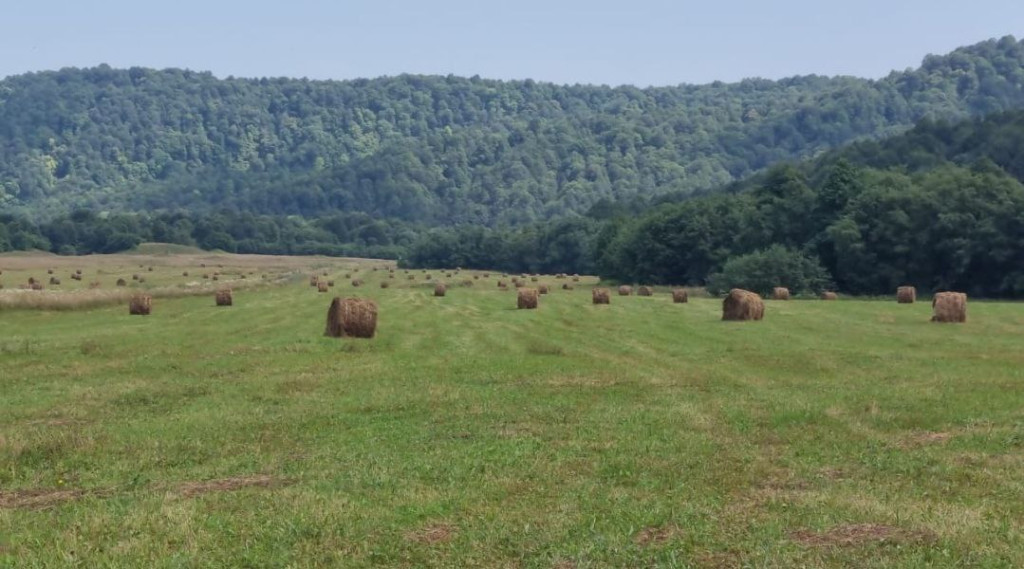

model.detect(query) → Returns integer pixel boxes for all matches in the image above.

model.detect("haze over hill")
[2,36,1023,225]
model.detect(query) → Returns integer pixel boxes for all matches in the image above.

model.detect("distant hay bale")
[49,277,60,285]
[148,267,154,272]
[327,280,335,287]
[324,297,378,338]
[556,273,565,279]
[538,284,549,294]
[638,286,653,296]
[672,289,689,303]
[129,294,152,315]
[897,286,916,304]
[132,274,140,281]
[425,274,432,280]
[351,279,363,287]
[201,263,207,268]
[116,278,127,287]
[497,280,507,288]
[75,269,82,275]
[30,282,44,291]
[618,285,633,296]
[572,274,580,282]
[434,283,447,297]
[592,288,611,305]
[518,288,539,309]
[562,283,574,290]
[47,269,54,275]
[310,275,319,287]
[461,279,474,287]
[27,277,36,285]
[473,275,479,280]
[182,271,189,277]
[821,291,839,300]
[389,274,395,279]
[380,281,390,289]
[772,287,791,300]
[446,273,453,278]
[408,275,415,280]
[211,275,218,281]
[89,281,101,289]
[531,276,538,282]
[215,289,233,306]
[932,292,967,323]
[722,288,764,321]
[71,273,82,281]
[483,273,490,278]
[345,273,352,279]
[203,274,210,280]
[318,281,329,293]
[322,271,329,277]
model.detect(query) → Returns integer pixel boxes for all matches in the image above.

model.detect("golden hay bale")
[618,285,633,296]
[897,286,916,304]
[425,274,432,280]
[49,277,61,285]
[538,284,550,294]
[932,292,967,323]
[672,289,688,303]
[772,287,791,300]
[129,294,152,315]
[821,291,839,300]
[351,279,363,287]
[309,275,319,287]
[572,274,580,282]
[116,278,127,287]
[592,288,611,304]
[497,280,507,288]
[638,286,653,296]
[317,281,329,293]
[327,280,335,287]
[215,289,233,306]
[722,288,764,321]
[562,283,574,290]
[324,297,378,338]
[518,288,539,309]
[434,283,447,297]
[380,281,390,289]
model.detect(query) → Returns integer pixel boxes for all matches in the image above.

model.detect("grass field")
[2,254,1023,568]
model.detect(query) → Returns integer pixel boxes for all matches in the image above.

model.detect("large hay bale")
[932,292,967,323]
[821,291,838,301]
[380,281,390,289]
[638,286,653,297]
[618,285,633,296]
[562,283,574,290]
[215,289,233,306]
[49,277,61,285]
[318,281,329,293]
[722,289,764,321]
[897,286,916,304]
[592,288,611,305]
[434,283,447,297]
[672,289,688,303]
[324,297,378,338]
[572,274,580,282]
[772,287,791,300]
[129,294,152,315]
[538,284,549,294]
[116,278,127,287]
[518,288,539,309]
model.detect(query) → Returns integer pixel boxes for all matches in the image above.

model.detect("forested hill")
[2,36,1024,223]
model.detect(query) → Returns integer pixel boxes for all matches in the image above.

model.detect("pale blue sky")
[2,0,1022,85]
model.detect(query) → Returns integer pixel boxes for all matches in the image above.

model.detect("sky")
[2,0,1023,86]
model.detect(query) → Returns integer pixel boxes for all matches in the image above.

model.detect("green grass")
[2,265,1023,567]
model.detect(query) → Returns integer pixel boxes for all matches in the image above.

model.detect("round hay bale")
[897,286,916,304]
[182,271,189,277]
[30,282,44,291]
[215,289,233,306]
[932,292,967,323]
[425,274,432,280]
[211,275,218,281]
[408,275,415,280]
[27,277,36,285]
[351,279,363,287]
[672,289,688,303]
[389,274,395,279]
[821,291,838,300]
[772,287,790,300]
[531,276,538,282]
[638,286,653,297]
[148,267,154,272]
[518,288,539,309]
[483,273,490,278]
[310,275,319,287]
[562,283,574,290]
[129,294,152,315]
[474,275,479,280]
[538,285,549,294]
[116,278,127,287]
[380,281,390,289]
[592,288,611,305]
[461,279,474,287]
[497,280,507,288]
[75,269,82,275]
[345,273,352,279]
[318,281,329,293]
[722,288,764,321]
[327,280,335,287]
[203,274,210,279]
[132,274,140,281]
[618,285,633,296]
[572,274,580,282]
[324,297,378,338]
[201,263,206,268]
[434,283,447,297]
[47,269,54,275]
[49,277,61,285]
[446,273,453,278]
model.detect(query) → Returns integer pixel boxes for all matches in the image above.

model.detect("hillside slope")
[2,36,1024,223]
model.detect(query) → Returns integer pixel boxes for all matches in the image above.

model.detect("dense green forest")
[406,110,1024,297]
[2,36,1024,225]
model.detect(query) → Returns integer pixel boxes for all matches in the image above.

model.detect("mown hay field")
[1,254,1023,567]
